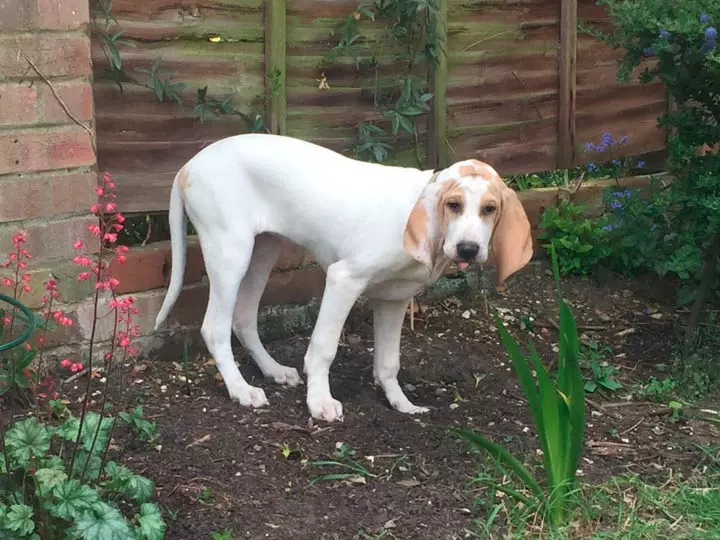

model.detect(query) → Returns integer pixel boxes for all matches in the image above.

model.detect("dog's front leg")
[372,298,430,415]
[304,262,366,423]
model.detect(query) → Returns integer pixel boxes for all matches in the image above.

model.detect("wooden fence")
[92,0,668,213]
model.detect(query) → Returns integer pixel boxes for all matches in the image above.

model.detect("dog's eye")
[447,201,462,212]
[482,204,497,216]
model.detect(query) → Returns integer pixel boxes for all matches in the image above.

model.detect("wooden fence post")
[265,0,287,135]
[558,0,577,169]
[429,0,448,169]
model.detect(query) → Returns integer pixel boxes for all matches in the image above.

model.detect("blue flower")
[659,29,670,39]
[623,189,633,197]
[612,159,621,166]
[619,135,629,145]
[643,47,655,57]
[636,160,646,168]
[587,162,599,173]
[584,142,596,152]
[610,201,624,210]
[701,38,717,54]
[602,224,613,232]
[601,132,613,146]
[705,27,717,40]
[701,13,710,24]
[650,225,658,231]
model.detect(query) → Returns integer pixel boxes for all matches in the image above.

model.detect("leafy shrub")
[0,173,166,539]
[538,200,613,276]
[587,1,720,334]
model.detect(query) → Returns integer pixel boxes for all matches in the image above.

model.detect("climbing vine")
[90,0,266,131]
[321,0,438,166]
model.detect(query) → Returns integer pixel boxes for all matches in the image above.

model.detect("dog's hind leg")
[232,234,301,387]
[200,231,269,408]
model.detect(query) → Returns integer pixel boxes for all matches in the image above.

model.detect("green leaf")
[34,467,68,495]
[126,475,154,503]
[50,479,99,521]
[135,503,166,540]
[5,418,51,466]
[451,427,546,504]
[71,501,132,540]
[584,381,598,393]
[5,504,34,536]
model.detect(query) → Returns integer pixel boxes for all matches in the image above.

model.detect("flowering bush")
[0,173,166,539]
[583,132,646,183]
[587,1,720,333]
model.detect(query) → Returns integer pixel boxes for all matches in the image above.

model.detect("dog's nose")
[456,241,480,261]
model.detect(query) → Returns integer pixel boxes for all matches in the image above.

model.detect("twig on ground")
[619,417,646,437]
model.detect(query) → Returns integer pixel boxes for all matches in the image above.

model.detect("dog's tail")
[154,172,188,330]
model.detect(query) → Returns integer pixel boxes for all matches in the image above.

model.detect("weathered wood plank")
[558,0,577,169]
[265,0,287,134]
[429,0,448,169]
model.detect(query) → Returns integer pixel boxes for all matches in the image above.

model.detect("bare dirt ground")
[76,267,720,539]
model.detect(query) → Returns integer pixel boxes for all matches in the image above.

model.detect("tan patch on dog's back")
[177,166,191,191]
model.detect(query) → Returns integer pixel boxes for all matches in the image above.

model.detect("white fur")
[154,134,501,422]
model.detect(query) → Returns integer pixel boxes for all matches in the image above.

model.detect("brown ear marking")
[491,182,533,286]
[178,166,191,191]
[403,198,428,258]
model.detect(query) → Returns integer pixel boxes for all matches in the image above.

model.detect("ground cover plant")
[0,174,166,539]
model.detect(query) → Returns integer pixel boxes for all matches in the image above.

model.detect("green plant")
[586,1,720,342]
[637,376,677,402]
[308,443,378,486]
[118,406,160,446]
[211,529,233,540]
[538,200,613,276]
[0,174,167,539]
[450,245,586,528]
[0,415,165,539]
[580,340,623,393]
[324,0,437,166]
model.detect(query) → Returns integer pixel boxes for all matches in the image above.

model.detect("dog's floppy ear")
[403,197,435,270]
[492,183,533,286]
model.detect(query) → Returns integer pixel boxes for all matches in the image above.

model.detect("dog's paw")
[392,400,430,415]
[227,380,269,408]
[307,395,344,423]
[267,365,302,387]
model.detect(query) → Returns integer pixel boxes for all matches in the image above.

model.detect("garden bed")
[65,263,717,539]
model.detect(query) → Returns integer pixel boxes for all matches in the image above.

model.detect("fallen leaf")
[186,434,211,449]
[396,479,421,488]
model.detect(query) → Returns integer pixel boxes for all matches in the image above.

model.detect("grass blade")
[450,427,547,505]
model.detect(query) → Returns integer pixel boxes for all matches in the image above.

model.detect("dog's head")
[403,159,533,286]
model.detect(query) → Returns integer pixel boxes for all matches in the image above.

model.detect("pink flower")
[70,362,84,373]
[73,255,93,267]
[60,359,72,368]
[2,277,13,288]
[106,202,117,212]
[95,186,104,196]
[73,240,84,250]
[103,233,117,243]
[88,224,101,236]
[21,285,31,293]
[77,272,91,281]
[23,343,32,351]
[90,204,102,213]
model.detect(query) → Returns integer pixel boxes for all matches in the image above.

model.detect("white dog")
[154,134,532,422]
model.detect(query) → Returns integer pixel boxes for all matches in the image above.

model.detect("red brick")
[0,0,35,31]
[0,127,95,175]
[0,176,44,221]
[0,215,97,261]
[37,0,89,30]
[0,83,37,125]
[46,172,97,215]
[0,171,96,222]
[161,239,206,287]
[261,266,326,306]
[0,34,91,78]
[111,245,167,294]
[38,80,94,123]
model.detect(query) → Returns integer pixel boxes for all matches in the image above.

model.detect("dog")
[154,133,533,422]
